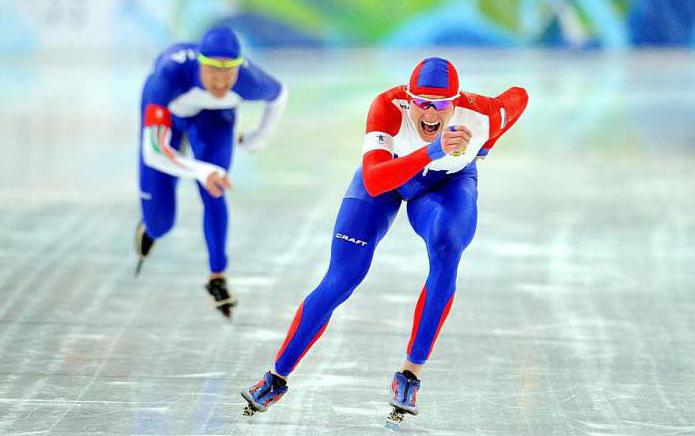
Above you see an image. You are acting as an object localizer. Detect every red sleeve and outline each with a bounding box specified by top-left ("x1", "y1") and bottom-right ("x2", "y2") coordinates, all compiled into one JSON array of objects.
[
  {"x1": 479, "y1": 87, "x2": 528, "y2": 156},
  {"x1": 362, "y1": 148, "x2": 432, "y2": 197}
]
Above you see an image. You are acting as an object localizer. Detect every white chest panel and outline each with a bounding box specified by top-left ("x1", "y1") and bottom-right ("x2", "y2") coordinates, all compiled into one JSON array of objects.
[
  {"x1": 168, "y1": 87, "x2": 242, "y2": 118},
  {"x1": 393, "y1": 103, "x2": 490, "y2": 173}
]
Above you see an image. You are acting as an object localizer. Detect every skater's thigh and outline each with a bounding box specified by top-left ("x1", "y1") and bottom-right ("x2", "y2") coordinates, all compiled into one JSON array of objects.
[
  {"x1": 307, "y1": 195, "x2": 400, "y2": 308},
  {"x1": 139, "y1": 164, "x2": 179, "y2": 235},
  {"x1": 406, "y1": 175, "x2": 478, "y2": 246},
  {"x1": 333, "y1": 194, "x2": 401, "y2": 249},
  {"x1": 339, "y1": 167, "x2": 402, "y2": 244},
  {"x1": 187, "y1": 110, "x2": 233, "y2": 169}
]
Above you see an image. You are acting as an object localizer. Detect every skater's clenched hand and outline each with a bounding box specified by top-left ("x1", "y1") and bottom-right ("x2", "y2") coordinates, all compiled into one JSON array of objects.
[
  {"x1": 442, "y1": 125, "x2": 472, "y2": 156},
  {"x1": 206, "y1": 172, "x2": 232, "y2": 198}
]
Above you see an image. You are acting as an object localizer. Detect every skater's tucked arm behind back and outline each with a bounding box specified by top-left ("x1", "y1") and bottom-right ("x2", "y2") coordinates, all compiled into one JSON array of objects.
[
  {"x1": 235, "y1": 61, "x2": 288, "y2": 152},
  {"x1": 476, "y1": 87, "x2": 529, "y2": 158}
]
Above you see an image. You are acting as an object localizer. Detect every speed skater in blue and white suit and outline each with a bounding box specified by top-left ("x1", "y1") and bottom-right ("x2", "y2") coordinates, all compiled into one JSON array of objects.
[
  {"x1": 241, "y1": 57, "x2": 528, "y2": 415},
  {"x1": 134, "y1": 26, "x2": 287, "y2": 318}
]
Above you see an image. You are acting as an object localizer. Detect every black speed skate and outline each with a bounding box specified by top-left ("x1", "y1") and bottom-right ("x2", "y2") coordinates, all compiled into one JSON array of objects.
[
  {"x1": 134, "y1": 222, "x2": 155, "y2": 277},
  {"x1": 206, "y1": 277, "x2": 237, "y2": 318}
]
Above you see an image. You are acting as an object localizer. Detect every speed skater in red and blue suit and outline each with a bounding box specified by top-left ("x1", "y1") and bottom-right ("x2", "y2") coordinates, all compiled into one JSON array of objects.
[{"x1": 241, "y1": 57, "x2": 528, "y2": 415}]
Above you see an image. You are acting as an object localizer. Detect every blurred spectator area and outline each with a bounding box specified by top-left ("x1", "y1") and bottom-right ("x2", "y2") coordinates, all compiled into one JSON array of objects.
[{"x1": 0, "y1": 0, "x2": 693, "y2": 54}]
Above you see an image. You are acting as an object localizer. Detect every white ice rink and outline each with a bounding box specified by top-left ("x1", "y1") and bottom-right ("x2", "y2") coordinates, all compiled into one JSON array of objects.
[{"x1": 0, "y1": 49, "x2": 694, "y2": 435}]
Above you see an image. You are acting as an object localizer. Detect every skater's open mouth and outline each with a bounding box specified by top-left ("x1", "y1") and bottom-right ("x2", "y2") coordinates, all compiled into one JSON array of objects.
[{"x1": 421, "y1": 121, "x2": 440, "y2": 135}]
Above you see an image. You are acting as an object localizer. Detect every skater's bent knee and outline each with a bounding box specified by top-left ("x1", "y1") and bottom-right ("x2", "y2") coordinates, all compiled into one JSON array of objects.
[{"x1": 428, "y1": 235, "x2": 464, "y2": 260}]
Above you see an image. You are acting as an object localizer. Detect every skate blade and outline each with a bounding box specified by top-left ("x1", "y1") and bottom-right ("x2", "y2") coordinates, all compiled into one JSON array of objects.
[
  {"x1": 385, "y1": 420, "x2": 401, "y2": 432},
  {"x1": 242, "y1": 404, "x2": 258, "y2": 416},
  {"x1": 385, "y1": 408, "x2": 405, "y2": 431},
  {"x1": 218, "y1": 304, "x2": 233, "y2": 319},
  {"x1": 134, "y1": 259, "x2": 144, "y2": 277}
]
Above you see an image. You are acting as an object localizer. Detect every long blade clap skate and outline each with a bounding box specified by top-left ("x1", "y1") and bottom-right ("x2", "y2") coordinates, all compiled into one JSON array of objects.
[
  {"x1": 241, "y1": 371, "x2": 288, "y2": 416},
  {"x1": 134, "y1": 259, "x2": 145, "y2": 277}
]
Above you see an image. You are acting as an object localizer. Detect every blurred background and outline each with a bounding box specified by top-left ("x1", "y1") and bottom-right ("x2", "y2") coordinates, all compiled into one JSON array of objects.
[
  {"x1": 1, "y1": 0, "x2": 693, "y2": 201},
  {"x1": 2, "y1": 0, "x2": 694, "y2": 52},
  {"x1": 1, "y1": 1, "x2": 694, "y2": 435}
]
